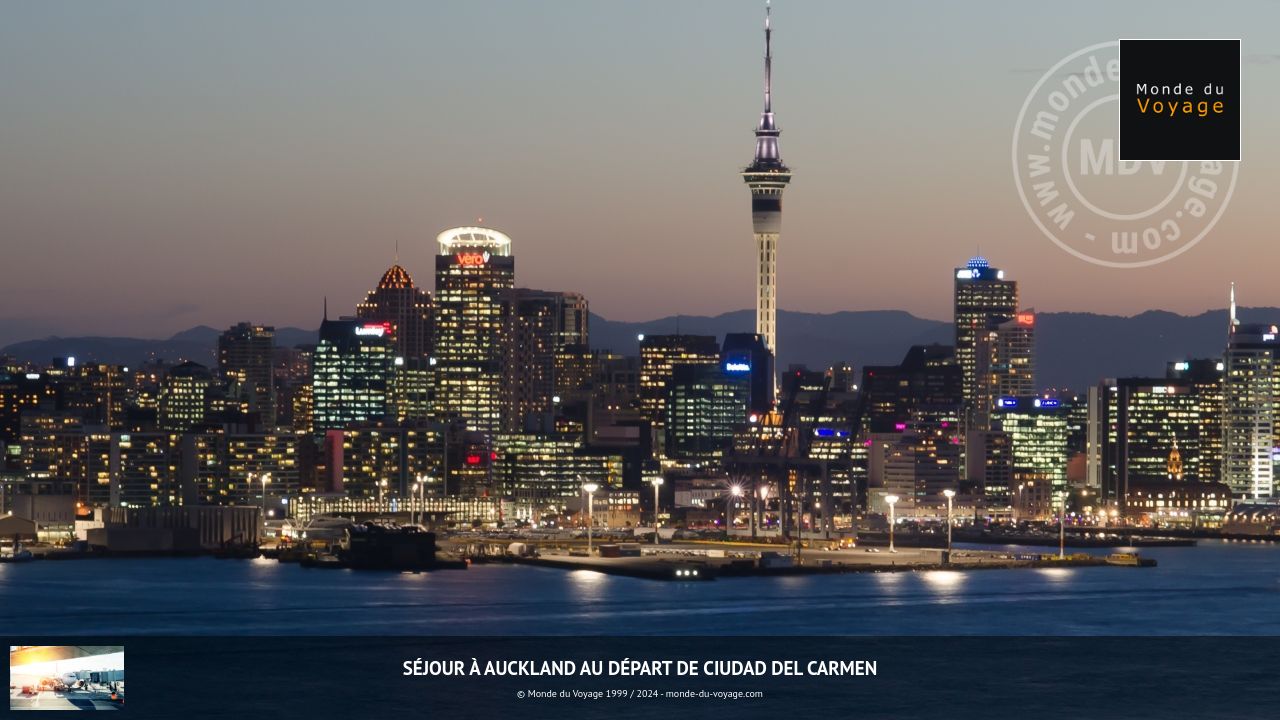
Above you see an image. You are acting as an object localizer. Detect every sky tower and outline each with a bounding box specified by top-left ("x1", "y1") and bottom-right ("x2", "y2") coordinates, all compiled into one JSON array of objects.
[{"x1": 743, "y1": 0, "x2": 791, "y2": 359}]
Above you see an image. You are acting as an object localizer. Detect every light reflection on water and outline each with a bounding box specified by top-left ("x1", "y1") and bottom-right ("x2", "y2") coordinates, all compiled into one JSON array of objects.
[{"x1": 1, "y1": 541, "x2": 1277, "y2": 636}]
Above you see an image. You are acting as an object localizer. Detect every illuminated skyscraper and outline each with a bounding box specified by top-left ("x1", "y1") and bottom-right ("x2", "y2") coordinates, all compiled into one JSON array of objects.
[
  {"x1": 1222, "y1": 286, "x2": 1279, "y2": 499},
  {"x1": 312, "y1": 318, "x2": 394, "y2": 433},
  {"x1": 157, "y1": 361, "x2": 212, "y2": 431},
  {"x1": 742, "y1": 2, "x2": 791, "y2": 358},
  {"x1": 356, "y1": 264, "x2": 433, "y2": 361},
  {"x1": 434, "y1": 226, "x2": 515, "y2": 435},
  {"x1": 974, "y1": 310, "x2": 1036, "y2": 428},
  {"x1": 954, "y1": 257, "x2": 1018, "y2": 427},
  {"x1": 1166, "y1": 358, "x2": 1225, "y2": 485},
  {"x1": 638, "y1": 334, "x2": 720, "y2": 452},
  {"x1": 217, "y1": 322, "x2": 277, "y2": 428},
  {"x1": 666, "y1": 364, "x2": 749, "y2": 462},
  {"x1": 508, "y1": 289, "x2": 589, "y2": 433},
  {"x1": 1089, "y1": 378, "x2": 1203, "y2": 512},
  {"x1": 993, "y1": 396, "x2": 1067, "y2": 519}
]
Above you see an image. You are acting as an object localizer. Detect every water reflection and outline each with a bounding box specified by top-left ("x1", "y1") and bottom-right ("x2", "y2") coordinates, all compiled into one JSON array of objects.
[{"x1": 920, "y1": 570, "x2": 965, "y2": 592}]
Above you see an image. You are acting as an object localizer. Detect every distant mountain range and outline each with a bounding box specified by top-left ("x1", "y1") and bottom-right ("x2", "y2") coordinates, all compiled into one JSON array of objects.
[
  {"x1": 0, "y1": 325, "x2": 319, "y2": 370},
  {"x1": 2, "y1": 308, "x2": 1268, "y2": 392}
]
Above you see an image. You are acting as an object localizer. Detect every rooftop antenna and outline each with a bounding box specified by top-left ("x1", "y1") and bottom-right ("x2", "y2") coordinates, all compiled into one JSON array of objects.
[{"x1": 323, "y1": 295, "x2": 328, "y2": 321}]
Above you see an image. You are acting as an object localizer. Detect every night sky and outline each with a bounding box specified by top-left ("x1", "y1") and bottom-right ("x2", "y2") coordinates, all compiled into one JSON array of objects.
[{"x1": 2, "y1": 0, "x2": 1277, "y2": 344}]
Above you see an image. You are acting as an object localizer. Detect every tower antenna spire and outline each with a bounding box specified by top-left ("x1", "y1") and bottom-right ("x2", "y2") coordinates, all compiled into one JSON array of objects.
[
  {"x1": 1230, "y1": 281, "x2": 1238, "y2": 333},
  {"x1": 763, "y1": 0, "x2": 772, "y2": 114},
  {"x1": 742, "y1": 0, "x2": 790, "y2": 372}
]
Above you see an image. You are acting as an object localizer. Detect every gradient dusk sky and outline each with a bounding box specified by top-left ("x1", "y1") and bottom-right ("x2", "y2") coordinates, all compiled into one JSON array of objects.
[{"x1": 2, "y1": 0, "x2": 1279, "y2": 343}]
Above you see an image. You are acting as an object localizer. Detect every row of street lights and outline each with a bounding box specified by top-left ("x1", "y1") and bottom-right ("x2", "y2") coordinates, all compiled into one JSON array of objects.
[{"x1": 884, "y1": 488, "x2": 956, "y2": 557}]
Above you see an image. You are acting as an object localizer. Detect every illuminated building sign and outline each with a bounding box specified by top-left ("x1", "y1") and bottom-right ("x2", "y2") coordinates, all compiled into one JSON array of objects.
[
  {"x1": 1034, "y1": 398, "x2": 1060, "y2": 408},
  {"x1": 355, "y1": 322, "x2": 391, "y2": 337},
  {"x1": 724, "y1": 362, "x2": 751, "y2": 373},
  {"x1": 998, "y1": 397, "x2": 1019, "y2": 408},
  {"x1": 455, "y1": 251, "x2": 491, "y2": 267},
  {"x1": 1016, "y1": 313, "x2": 1035, "y2": 325}
]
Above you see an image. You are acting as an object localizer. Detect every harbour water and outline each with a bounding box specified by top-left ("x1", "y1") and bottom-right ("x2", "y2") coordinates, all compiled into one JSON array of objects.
[{"x1": 2, "y1": 540, "x2": 1277, "y2": 636}]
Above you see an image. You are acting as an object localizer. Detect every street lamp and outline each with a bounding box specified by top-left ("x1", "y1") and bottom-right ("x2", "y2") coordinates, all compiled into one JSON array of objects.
[
  {"x1": 650, "y1": 477, "x2": 663, "y2": 546},
  {"x1": 582, "y1": 481, "x2": 599, "y2": 555},
  {"x1": 759, "y1": 485, "x2": 770, "y2": 534},
  {"x1": 414, "y1": 475, "x2": 425, "y2": 527},
  {"x1": 1057, "y1": 489, "x2": 1066, "y2": 560},
  {"x1": 729, "y1": 484, "x2": 743, "y2": 536},
  {"x1": 257, "y1": 472, "x2": 271, "y2": 521},
  {"x1": 885, "y1": 494, "x2": 899, "y2": 553},
  {"x1": 943, "y1": 489, "x2": 956, "y2": 561}
]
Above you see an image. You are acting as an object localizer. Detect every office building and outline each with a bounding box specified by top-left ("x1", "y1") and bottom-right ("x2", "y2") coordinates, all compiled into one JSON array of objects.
[
  {"x1": 993, "y1": 396, "x2": 1068, "y2": 519},
  {"x1": 157, "y1": 361, "x2": 212, "y2": 431},
  {"x1": 1222, "y1": 289, "x2": 1279, "y2": 499},
  {"x1": 218, "y1": 323, "x2": 277, "y2": 428},
  {"x1": 1167, "y1": 358, "x2": 1225, "y2": 485},
  {"x1": 638, "y1": 334, "x2": 720, "y2": 448},
  {"x1": 721, "y1": 332, "x2": 774, "y2": 415},
  {"x1": 1089, "y1": 378, "x2": 1202, "y2": 512},
  {"x1": 434, "y1": 226, "x2": 515, "y2": 435},
  {"x1": 508, "y1": 289, "x2": 589, "y2": 433},
  {"x1": 312, "y1": 318, "x2": 395, "y2": 433},
  {"x1": 954, "y1": 256, "x2": 1018, "y2": 427},
  {"x1": 665, "y1": 364, "x2": 749, "y2": 462},
  {"x1": 356, "y1": 263, "x2": 433, "y2": 361}
]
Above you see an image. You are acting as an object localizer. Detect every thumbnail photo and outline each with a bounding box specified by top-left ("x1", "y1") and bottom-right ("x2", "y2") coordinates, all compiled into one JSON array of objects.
[{"x1": 9, "y1": 646, "x2": 124, "y2": 711}]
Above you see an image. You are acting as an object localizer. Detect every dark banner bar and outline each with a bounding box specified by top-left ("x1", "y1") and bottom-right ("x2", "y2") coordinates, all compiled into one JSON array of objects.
[{"x1": 6, "y1": 637, "x2": 1277, "y2": 719}]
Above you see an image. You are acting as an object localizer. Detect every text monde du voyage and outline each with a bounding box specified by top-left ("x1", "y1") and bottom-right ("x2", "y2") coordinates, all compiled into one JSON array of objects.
[
  {"x1": 1135, "y1": 83, "x2": 1228, "y2": 118},
  {"x1": 403, "y1": 658, "x2": 878, "y2": 678}
]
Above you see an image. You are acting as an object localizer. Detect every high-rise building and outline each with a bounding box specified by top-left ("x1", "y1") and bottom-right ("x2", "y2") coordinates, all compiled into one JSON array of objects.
[
  {"x1": 328, "y1": 421, "x2": 445, "y2": 500},
  {"x1": 312, "y1": 318, "x2": 395, "y2": 433},
  {"x1": 434, "y1": 226, "x2": 515, "y2": 435},
  {"x1": 994, "y1": 396, "x2": 1068, "y2": 519},
  {"x1": 965, "y1": 429, "x2": 1013, "y2": 510},
  {"x1": 186, "y1": 429, "x2": 303, "y2": 507},
  {"x1": 218, "y1": 323, "x2": 277, "y2": 428},
  {"x1": 859, "y1": 345, "x2": 962, "y2": 435},
  {"x1": 954, "y1": 257, "x2": 1018, "y2": 427},
  {"x1": 19, "y1": 411, "x2": 87, "y2": 498},
  {"x1": 493, "y1": 433, "x2": 622, "y2": 514},
  {"x1": 508, "y1": 289, "x2": 589, "y2": 433},
  {"x1": 0, "y1": 371, "x2": 57, "y2": 442},
  {"x1": 390, "y1": 357, "x2": 435, "y2": 423},
  {"x1": 742, "y1": 3, "x2": 791, "y2": 357},
  {"x1": 110, "y1": 432, "x2": 185, "y2": 508},
  {"x1": 48, "y1": 359, "x2": 127, "y2": 430},
  {"x1": 1089, "y1": 378, "x2": 1202, "y2": 512},
  {"x1": 975, "y1": 310, "x2": 1036, "y2": 428},
  {"x1": 869, "y1": 423, "x2": 960, "y2": 511},
  {"x1": 1222, "y1": 289, "x2": 1279, "y2": 499},
  {"x1": 356, "y1": 264, "x2": 433, "y2": 361},
  {"x1": 638, "y1": 334, "x2": 720, "y2": 449},
  {"x1": 721, "y1": 333, "x2": 774, "y2": 415},
  {"x1": 665, "y1": 364, "x2": 749, "y2": 462},
  {"x1": 157, "y1": 361, "x2": 212, "y2": 431},
  {"x1": 1167, "y1": 358, "x2": 1225, "y2": 485}
]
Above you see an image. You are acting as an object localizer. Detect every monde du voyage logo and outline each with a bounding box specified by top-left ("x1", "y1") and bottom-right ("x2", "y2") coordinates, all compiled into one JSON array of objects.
[{"x1": 1013, "y1": 39, "x2": 1240, "y2": 268}]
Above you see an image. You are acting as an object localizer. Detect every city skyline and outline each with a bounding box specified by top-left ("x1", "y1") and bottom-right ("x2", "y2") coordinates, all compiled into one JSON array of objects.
[{"x1": 3, "y1": 0, "x2": 1280, "y2": 342}]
